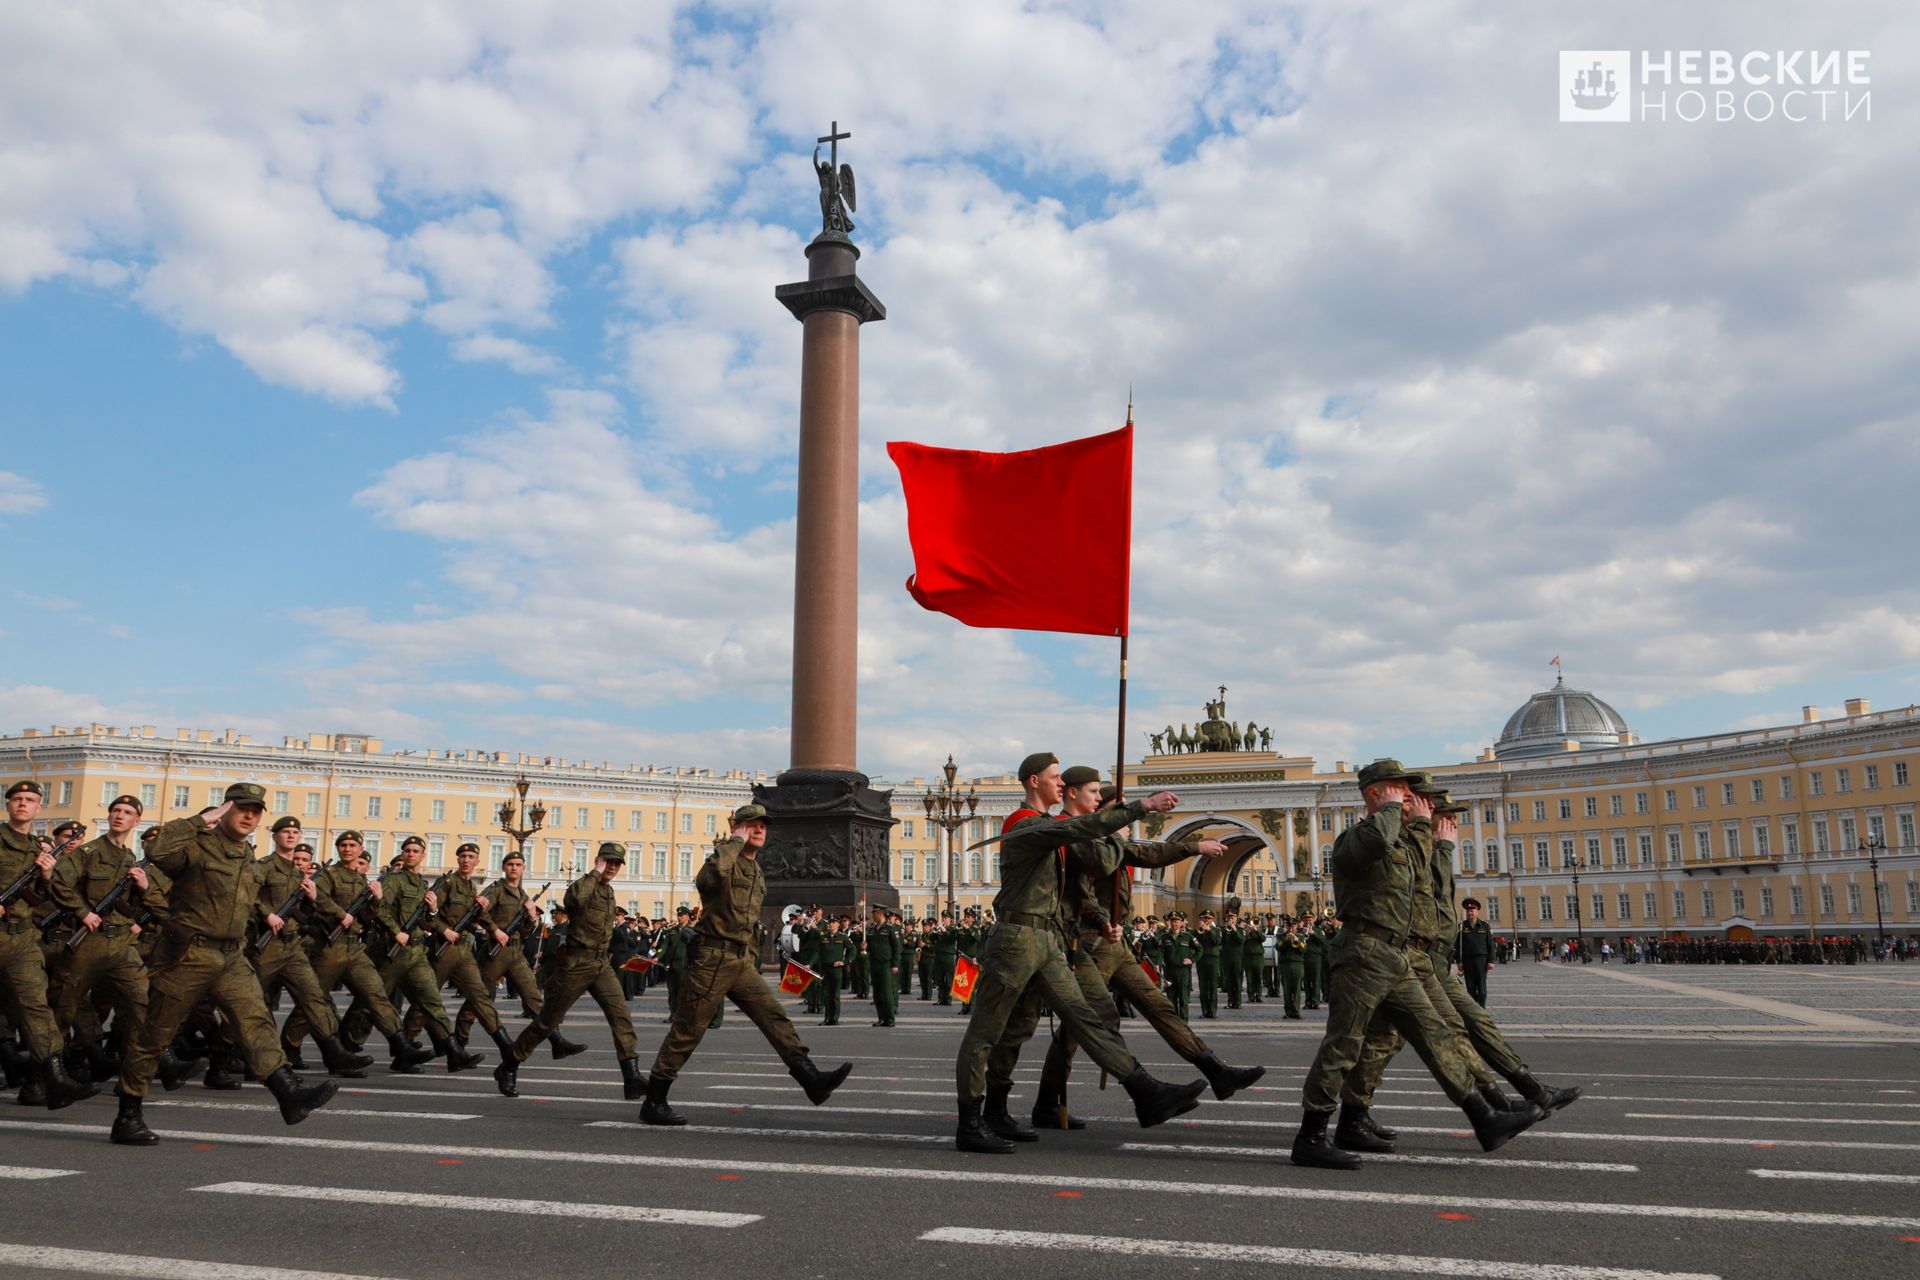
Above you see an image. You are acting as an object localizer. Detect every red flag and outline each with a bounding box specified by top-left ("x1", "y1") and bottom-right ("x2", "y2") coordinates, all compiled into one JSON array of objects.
[
  {"x1": 1138, "y1": 956, "x2": 1162, "y2": 986},
  {"x1": 620, "y1": 956, "x2": 658, "y2": 975},
  {"x1": 888, "y1": 426, "x2": 1132, "y2": 637},
  {"x1": 778, "y1": 960, "x2": 819, "y2": 996},
  {"x1": 950, "y1": 953, "x2": 982, "y2": 1002}
]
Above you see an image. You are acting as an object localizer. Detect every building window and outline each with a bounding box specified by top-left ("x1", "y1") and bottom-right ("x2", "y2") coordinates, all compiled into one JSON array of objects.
[
  {"x1": 1721, "y1": 783, "x2": 1735, "y2": 806},
  {"x1": 1320, "y1": 811, "x2": 1333, "y2": 831},
  {"x1": 1900, "y1": 813, "x2": 1916, "y2": 848},
  {"x1": 428, "y1": 836, "x2": 445, "y2": 866},
  {"x1": 1906, "y1": 880, "x2": 1919, "y2": 912},
  {"x1": 141, "y1": 783, "x2": 159, "y2": 808},
  {"x1": 545, "y1": 842, "x2": 562, "y2": 875},
  {"x1": 99, "y1": 781, "x2": 119, "y2": 805},
  {"x1": 1701, "y1": 888, "x2": 1715, "y2": 917},
  {"x1": 1780, "y1": 776, "x2": 1794, "y2": 800},
  {"x1": 1730, "y1": 886, "x2": 1745, "y2": 916},
  {"x1": 1692, "y1": 786, "x2": 1706, "y2": 809},
  {"x1": 1819, "y1": 884, "x2": 1835, "y2": 915},
  {"x1": 1585, "y1": 797, "x2": 1598, "y2": 818},
  {"x1": 630, "y1": 810, "x2": 643, "y2": 832},
  {"x1": 397, "y1": 798, "x2": 412, "y2": 820},
  {"x1": 1609, "y1": 794, "x2": 1623, "y2": 817},
  {"x1": 1559, "y1": 838, "x2": 1575, "y2": 868},
  {"x1": 1483, "y1": 806, "x2": 1497, "y2": 825},
  {"x1": 1757, "y1": 885, "x2": 1773, "y2": 917},
  {"x1": 1638, "y1": 834, "x2": 1653, "y2": 865},
  {"x1": 364, "y1": 834, "x2": 381, "y2": 860},
  {"x1": 488, "y1": 838, "x2": 505, "y2": 873},
  {"x1": 1666, "y1": 831, "x2": 1682, "y2": 864},
  {"x1": 1635, "y1": 791, "x2": 1649, "y2": 815},
  {"x1": 266, "y1": 788, "x2": 284, "y2": 811},
  {"x1": 1814, "y1": 819, "x2": 1830, "y2": 853},
  {"x1": 1513, "y1": 896, "x2": 1527, "y2": 922},
  {"x1": 1559, "y1": 799, "x2": 1572, "y2": 820},
  {"x1": 1508, "y1": 840, "x2": 1522, "y2": 870},
  {"x1": 1836, "y1": 769, "x2": 1852, "y2": 794},
  {"x1": 1507, "y1": 803, "x2": 1521, "y2": 823},
  {"x1": 1617, "y1": 892, "x2": 1631, "y2": 920},
  {"x1": 335, "y1": 794, "x2": 351, "y2": 818},
  {"x1": 430, "y1": 800, "x2": 447, "y2": 822},
  {"x1": 1565, "y1": 894, "x2": 1579, "y2": 921},
  {"x1": 967, "y1": 852, "x2": 983, "y2": 882},
  {"x1": 653, "y1": 846, "x2": 668, "y2": 878},
  {"x1": 1612, "y1": 836, "x2": 1627, "y2": 867},
  {"x1": 678, "y1": 847, "x2": 692, "y2": 878},
  {"x1": 1488, "y1": 898, "x2": 1500, "y2": 923},
  {"x1": 1534, "y1": 839, "x2": 1550, "y2": 871},
  {"x1": 1784, "y1": 822, "x2": 1800, "y2": 855},
  {"x1": 366, "y1": 796, "x2": 382, "y2": 819},
  {"x1": 924, "y1": 853, "x2": 939, "y2": 881},
  {"x1": 705, "y1": 813, "x2": 717, "y2": 835},
  {"x1": 1810, "y1": 772, "x2": 1824, "y2": 796},
  {"x1": 1459, "y1": 844, "x2": 1476, "y2": 873},
  {"x1": 466, "y1": 802, "x2": 479, "y2": 824},
  {"x1": 1539, "y1": 896, "x2": 1553, "y2": 922},
  {"x1": 1847, "y1": 883, "x2": 1862, "y2": 914},
  {"x1": 1590, "y1": 894, "x2": 1605, "y2": 922},
  {"x1": 902, "y1": 819, "x2": 915, "y2": 839},
  {"x1": 1533, "y1": 801, "x2": 1547, "y2": 822},
  {"x1": 680, "y1": 813, "x2": 693, "y2": 834},
  {"x1": 302, "y1": 792, "x2": 318, "y2": 817},
  {"x1": 1864, "y1": 765, "x2": 1880, "y2": 791},
  {"x1": 1725, "y1": 826, "x2": 1741, "y2": 859},
  {"x1": 1673, "y1": 891, "x2": 1687, "y2": 919},
  {"x1": 1484, "y1": 840, "x2": 1499, "y2": 873},
  {"x1": 1896, "y1": 761, "x2": 1910, "y2": 787},
  {"x1": 1664, "y1": 789, "x2": 1678, "y2": 812},
  {"x1": 1754, "y1": 824, "x2": 1770, "y2": 857},
  {"x1": 603, "y1": 809, "x2": 616, "y2": 831},
  {"x1": 655, "y1": 811, "x2": 669, "y2": 833},
  {"x1": 177, "y1": 786, "x2": 194, "y2": 810},
  {"x1": 1790, "y1": 885, "x2": 1804, "y2": 916},
  {"x1": 570, "y1": 807, "x2": 586, "y2": 829},
  {"x1": 207, "y1": 787, "x2": 224, "y2": 807},
  {"x1": 1644, "y1": 891, "x2": 1657, "y2": 919},
  {"x1": 1694, "y1": 829, "x2": 1711, "y2": 860},
  {"x1": 571, "y1": 841, "x2": 590, "y2": 874},
  {"x1": 1839, "y1": 816, "x2": 1857, "y2": 848},
  {"x1": 1583, "y1": 837, "x2": 1600, "y2": 867}
]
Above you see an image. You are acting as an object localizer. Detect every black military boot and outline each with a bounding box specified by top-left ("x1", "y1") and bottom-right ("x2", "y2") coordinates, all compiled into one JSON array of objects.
[
  {"x1": 619, "y1": 1056, "x2": 648, "y2": 1100},
  {"x1": 281, "y1": 1040, "x2": 310, "y2": 1071},
  {"x1": 983, "y1": 1084, "x2": 1037, "y2": 1143},
  {"x1": 156, "y1": 1049, "x2": 194, "y2": 1091},
  {"x1": 318, "y1": 1035, "x2": 373, "y2": 1078},
  {"x1": 1334, "y1": 1101, "x2": 1396, "y2": 1153},
  {"x1": 639, "y1": 1075, "x2": 685, "y2": 1126},
  {"x1": 1509, "y1": 1068, "x2": 1583, "y2": 1114},
  {"x1": 85, "y1": 1040, "x2": 121, "y2": 1080},
  {"x1": 433, "y1": 1033, "x2": 484, "y2": 1073},
  {"x1": 1479, "y1": 1082, "x2": 1524, "y2": 1112},
  {"x1": 1193, "y1": 1050, "x2": 1267, "y2": 1101},
  {"x1": 1365, "y1": 1110, "x2": 1398, "y2": 1141},
  {"x1": 41, "y1": 1053, "x2": 100, "y2": 1110},
  {"x1": 790, "y1": 1056, "x2": 852, "y2": 1105},
  {"x1": 110, "y1": 1093, "x2": 158, "y2": 1146},
  {"x1": 385, "y1": 1032, "x2": 434, "y2": 1074},
  {"x1": 1122, "y1": 1065, "x2": 1207, "y2": 1128},
  {"x1": 1290, "y1": 1108, "x2": 1360, "y2": 1169},
  {"x1": 0, "y1": 1036, "x2": 31, "y2": 1087},
  {"x1": 16, "y1": 1073, "x2": 47, "y2": 1106},
  {"x1": 488, "y1": 1028, "x2": 520, "y2": 1074},
  {"x1": 1462, "y1": 1090, "x2": 1544, "y2": 1152},
  {"x1": 263, "y1": 1065, "x2": 337, "y2": 1126},
  {"x1": 63, "y1": 1043, "x2": 93, "y2": 1086},
  {"x1": 1028, "y1": 1080, "x2": 1086, "y2": 1130},
  {"x1": 955, "y1": 1097, "x2": 1015, "y2": 1154},
  {"x1": 549, "y1": 1029, "x2": 588, "y2": 1060},
  {"x1": 201, "y1": 1054, "x2": 246, "y2": 1090},
  {"x1": 493, "y1": 1052, "x2": 520, "y2": 1098}
]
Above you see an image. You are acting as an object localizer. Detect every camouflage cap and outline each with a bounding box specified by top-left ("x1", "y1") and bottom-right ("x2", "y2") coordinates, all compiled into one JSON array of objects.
[
  {"x1": 334, "y1": 829, "x2": 364, "y2": 847},
  {"x1": 1404, "y1": 771, "x2": 1437, "y2": 793},
  {"x1": 1355, "y1": 758, "x2": 1415, "y2": 789},
  {"x1": 1016, "y1": 751, "x2": 1058, "y2": 783},
  {"x1": 4, "y1": 780, "x2": 43, "y2": 800},
  {"x1": 270, "y1": 816, "x2": 301, "y2": 833},
  {"x1": 1431, "y1": 791, "x2": 1469, "y2": 815},
  {"x1": 596, "y1": 841, "x2": 627, "y2": 862},
  {"x1": 729, "y1": 803, "x2": 769, "y2": 825},
  {"x1": 223, "y1": 782, "x2": 268, "y2": 808},
  {"x1": 108, "y1": 794, "x2": 144, "y2": 814},
  {"x1": 1061, "y1": 765, "x2": 1100, "y2": 788}
]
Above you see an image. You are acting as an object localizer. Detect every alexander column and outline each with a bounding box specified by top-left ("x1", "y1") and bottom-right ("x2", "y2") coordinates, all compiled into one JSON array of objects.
[{"x1": 755, "y1": 122, "x2": 897, "y2": 941}]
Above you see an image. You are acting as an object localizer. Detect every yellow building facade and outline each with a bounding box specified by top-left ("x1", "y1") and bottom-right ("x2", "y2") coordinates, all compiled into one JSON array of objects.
[{"x1": 4, "y1": 687, "x2": 1914, "y2": 942}]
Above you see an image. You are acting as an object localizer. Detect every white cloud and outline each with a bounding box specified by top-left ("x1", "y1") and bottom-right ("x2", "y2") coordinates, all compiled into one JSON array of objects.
[{"x1": 0, "y1": 473, "x2": 47, "y2": 518}]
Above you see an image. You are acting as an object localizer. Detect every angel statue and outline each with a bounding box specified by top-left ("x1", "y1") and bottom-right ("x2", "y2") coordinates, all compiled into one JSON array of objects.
[{"x1": 815, "y1": 138, "x2": 856, "y2": 235}]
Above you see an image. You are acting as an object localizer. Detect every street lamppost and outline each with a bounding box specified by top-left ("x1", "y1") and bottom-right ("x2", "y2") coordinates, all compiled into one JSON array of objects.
[
  {"x1": 1564, "y1": 852, "x2": 1585, "y2": 961},
  {"x1": 920, "y1": 754, "x2": 977, "y2": 919},
  {"x1": 496, "y1": 774, "x2": 547, "y2": 864},
  {"x1": 1310, "y1": 868, "x2": 1324, "y2": 917},
  {"x1": 1862, "y1": 833, "x2": 1888, "y2": 955}
]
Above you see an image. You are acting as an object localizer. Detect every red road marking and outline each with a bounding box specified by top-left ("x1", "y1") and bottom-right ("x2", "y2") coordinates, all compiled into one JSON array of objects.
[
  {"x1": 1448, "y1": 1130, "x2": 1471, "y2": 1139},
  {"x1": 437, "y1": 1159, "x2": 463, "y2": 1165},
  {"x1": 1752, "y1": 1143, "x2": 1777, "y2": 1149},
  {"x1": 190, "y1": 1144, "x2": 216, "y2": 1151},
  {"x1": 730, "y1": 1107, "x2": 747, "y2": 1114},
  {"x1": 1053, "y1": 1191, "x2": 1082, "y2": 1198},
  {"x1": 1900, "y1": 1236, "x2": 1920, "y2": 1244},
  {"x1": 1437, "y1": 1213, "x2": 1472, "y2": 1221},
  {"x1": 716, "y1": 1174, "x2": 741, "y2": 1181}
]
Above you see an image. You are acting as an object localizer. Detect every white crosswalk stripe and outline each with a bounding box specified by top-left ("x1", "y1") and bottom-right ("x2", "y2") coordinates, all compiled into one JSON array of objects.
[
  {"x1": 193, "y1": 1181, "x2": 759, "y2": 1226},
  {"x1": 148, "y1": 1101, "x2": 479, "y2": 1120},
  {"x1": 0, "y1": 1243, "x2": 403, "y2": 1279},
  {"x1": 1750, "y1": 1169, "x2": 1920, "y2": 1185},
  {"x1": 1119, "y1": 1143, "x2": 1637, "y2": 1172},
  {"x1": 585, "y1": 1120, "x2": 945, "y2": 1143},
  {"x1": 917, "y1": 1227, "x2": 1723, "y2": 1279},
  {"x1": 1383, "y1": 1124, "x2": 1920, "y2": 1153},
  {"x1": 0, "y1": 1167, "x2": 78, "y2": 1180},
  {"x1": 1624, "y1": 1112, "x2": 1920, "y2": 1127}
]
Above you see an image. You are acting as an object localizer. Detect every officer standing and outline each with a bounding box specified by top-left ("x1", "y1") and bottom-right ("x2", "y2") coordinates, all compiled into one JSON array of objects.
[
  {"x1": 1163, "y1": 915, "x2": 1193, "y2": 1019},
  {"x1": 1303, "y1": 919, "x2": 1325, "y2": 1009},
  {"x1": 1193, "y1": 912, "x2": 1221, "y2": 1018},
  {"x1": 817, "y1": 916, "x2": 849, "y2": 1026},
  {"x1": 930, "y1": 912, "x2": 959, "y2": 1005},
  {"x1": 111, "y1": 785, "x2": 337, "y2": 1145},
  {"x1": 494, "y1": 842, "x2": 645, "y2": 1099},
  {"x1": 867, "y1": 905, "x2": 899, "y2": 1027},
  {"x1": 1456, "y1": 898, "x2": 1495, "y2": 1006},
  {"x1": 1277, "y1": 921, "x2": 1308, "y2": 1019},
  {"x1": 639, "y1": 805, "x2": 852, "y2": 1125}
]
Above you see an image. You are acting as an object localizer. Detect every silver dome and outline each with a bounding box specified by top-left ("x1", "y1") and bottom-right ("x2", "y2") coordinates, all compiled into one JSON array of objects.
[{"x1": 1495, "y1": 676, "x2": 1633, "y2": 759}]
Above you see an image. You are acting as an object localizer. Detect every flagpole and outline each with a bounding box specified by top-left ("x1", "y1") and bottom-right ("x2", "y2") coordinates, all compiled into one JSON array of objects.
[{"x1": 1114, "y1": 390, "x2": 1134, "y2": 808}]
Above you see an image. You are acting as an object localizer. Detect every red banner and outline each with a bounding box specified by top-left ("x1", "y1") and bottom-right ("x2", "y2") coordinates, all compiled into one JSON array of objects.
[
  {"x1": 779, "y1": 960, "x2": 818, "y2": 996},
  {"x1": 888, "y1": 425, "x2": 1132, "y2": 637},
  {"x1": 1138, "y1": 956, "x2": 1161, "y2": 986},
  {"x1": 950, "y1": 953, "x2": 982, "y2": 1002},
  {"x1": 620, "y1": 956, "x2": 658, "y2": 974}
]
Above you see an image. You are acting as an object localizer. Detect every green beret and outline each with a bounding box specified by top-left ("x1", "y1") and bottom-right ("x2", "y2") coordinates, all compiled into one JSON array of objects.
[
  {"x1": 1061, "y1": 765, "x2": 1101, "y2": 788},
  {"x1": 455, "y1": 842, "x2": 480, "y2": 855},
  {"x1": 5, "y1": 780, "x2": 43, "y2": 800},
  {"x1": 1016, "y1": 752, "x2": 1058, "y2": 783},
  {"x1": 334, "y1": 829, "x2": 364, "y2": 846},
  {"x1": 109, "y1": 794, "x2": 144, "y2": 814},
  {"x1": 52, "y1": 819, "x2": 86, "y2": 839},
  {"x1": 1098, "y1": 783, "x2": 1121, "y2": 805},
  {"x1": 293, "y1": 842, "x2": 313, "y2": 854},
  {"x1": 596, "y1": 841, "x2": 627, "y2": 862},
  {"x1": 400, "y1": 835, "x2": 425, "y2": 851},
  {"x1": 270, "y1": 816, "x2": 301, "y2": 833},
  {"x1": 223, "y1": 782, "x2": 268, "y2": 808},
  {"x1": 502, "y1": 847, "x2": 525, "y2": 861},
  {"x1": 1355, "y1": 758, "x2": 1414, "y2": 789},
  {"x1": 730, "y1": 803, "x2": 768, "y2": 825}
]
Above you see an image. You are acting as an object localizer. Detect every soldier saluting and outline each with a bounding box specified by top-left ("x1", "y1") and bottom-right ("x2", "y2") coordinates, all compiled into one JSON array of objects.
[{"x1": 112, "y1": 783, "x2": 338, "y2": 1145}]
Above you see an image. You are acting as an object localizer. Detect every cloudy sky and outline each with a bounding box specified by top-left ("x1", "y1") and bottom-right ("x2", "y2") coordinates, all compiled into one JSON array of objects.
[{"x1": 2, "y1": 1, "x2": 1914, "y2": 783}]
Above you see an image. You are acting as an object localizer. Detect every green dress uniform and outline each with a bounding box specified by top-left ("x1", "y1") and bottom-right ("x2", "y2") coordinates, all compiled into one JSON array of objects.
[
  {"x1": 1241, "y1": 927, "x2": 1266, "y2": 1003},
  {"x1": 798, "y1": 923, "x2": 825, "y2": 1014},
  {"x1": 0, "y1": 824, "x2": 64, "y2": 1063},
  {"x1": 817, "y1": 928, "x2": 850, "y2": 1025},
  {"x1": 48, "y1": 833, "x2": 150, "y2": 1057},
  {"x1": 1140, "y1": 926, "x2": 1166, "y2": 991},
  {"x1": 1302, "y1": 927, "x2": 1325, "y2": 1008},
  {"x1": 898, "y1": 925, "x2": 916, "y2": 996},
  {"x1": 117, "y1": 815, "x2": 290, "y2": 1099},
  {"x1": 930, "y1": 924, "x2": 958, "y2": 1004},
  {"x1": 1456, "y1": 917, "x2": 1494, "y2": 1006},
  {"x1": 647, "y1": 833, "x2": 816, "y2": 1086},
  {"x1": 400, "y1": 872, "x2": 510, "y2": 1051},
  {"x1": 507, "y1": 870, "x2": 639, "y2": 1066},
  {"x1": 455, "y1": 877, "x2": 545, "y2": 1039},
  {"x1": 1193, "y1": 924, "x2": 1221, "y2": 1017},
  {"x1": 284, "y1": 858, "x2": 410, "y2": 1055},
  {"x1": 658, "y1": 919, "x2": 688, "y2": 1021},
  {"x1": 1278, "y1": 930, "x2": 1307, "y2": 1018},
  {"x1": 848, "y1": 924, "x2": 870, "y2": 999},
  {"x1": 1162, "y1": 926, "x2": 1193, "y2": 1019},
  {"x1": 1220, "y1": 923, "x2": 1243, "y2": 1008},
  {"x1": 866, "y1": 919, "x2": 900, "y2": 1026}
]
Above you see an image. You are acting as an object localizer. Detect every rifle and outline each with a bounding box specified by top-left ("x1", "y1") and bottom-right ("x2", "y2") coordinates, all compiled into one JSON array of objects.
[
  {"x1": 0, "y1": 831, "x2": 86, "y2": 910},
  {"x1": 387, "y1": 871, "x2": 455, "y2": 960},
  {"x1": 326, "y1": 885, "x2": 376, "y2": 944},
  {"x1": 429, "y1": 885, "x2": 488, "y2": 962},
  {"x1": 486, "y1": 882, "x2": 551, "y2": 959},
  {"x1": 64, "y1": 859, "x2": 154, "y2": 950},
  {"x1": 249, "y1": 877, "x2": 310, "y2": 957}
]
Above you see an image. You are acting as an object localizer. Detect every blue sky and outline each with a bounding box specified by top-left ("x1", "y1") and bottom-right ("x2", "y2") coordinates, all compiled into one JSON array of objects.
[{"x1": 2, "y1": 1, "x2": 1915, "y2": 780}]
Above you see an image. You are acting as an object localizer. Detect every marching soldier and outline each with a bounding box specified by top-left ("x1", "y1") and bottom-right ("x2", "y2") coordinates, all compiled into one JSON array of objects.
[
  {"x1": 639, "y1": 805, "x2": 852, "y2": 1125},
  {"x1": 493, "y1": 842, "x2": 645, "y2": 1100},
  {"x1": 396, "y1": 842, "x2": 522, "y2": 1070},
  {"x1": 250, "y1": 816, "x2": 371, "y2": 1078},
  {"x1": 111, "y1": 785, "x2": 338, "y2": 1145},
  {"x1": 0, "y1": 781, "x2": 97, "y2": 1109},
  {"x1": 288, "y1": 831, "x2": 435, "y2": 1074},
  {"x1": 454, "y1": 850, "x2": 586, "y2": 1057},
  {"x1": 339, "y1": 836, "x2": 481, "y2": 1072}
]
